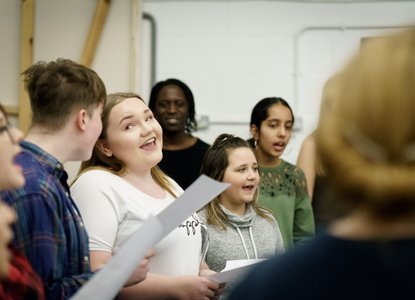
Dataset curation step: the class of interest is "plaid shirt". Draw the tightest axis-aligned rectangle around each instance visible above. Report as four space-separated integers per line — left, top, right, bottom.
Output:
0 141 94 300
0 247 45 300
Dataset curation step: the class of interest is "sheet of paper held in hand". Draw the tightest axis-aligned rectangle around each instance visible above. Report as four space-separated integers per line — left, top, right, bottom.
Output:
208 259 266 284
71 175 229 300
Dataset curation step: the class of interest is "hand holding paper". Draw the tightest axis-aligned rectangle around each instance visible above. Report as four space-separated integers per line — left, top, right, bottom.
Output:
208 259 266 284
71 175 229 300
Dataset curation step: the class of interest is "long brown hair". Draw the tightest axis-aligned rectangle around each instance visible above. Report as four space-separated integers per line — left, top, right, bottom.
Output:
75 92 176 197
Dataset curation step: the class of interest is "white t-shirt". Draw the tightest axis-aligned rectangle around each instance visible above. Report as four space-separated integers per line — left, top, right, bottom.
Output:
71 169 202 276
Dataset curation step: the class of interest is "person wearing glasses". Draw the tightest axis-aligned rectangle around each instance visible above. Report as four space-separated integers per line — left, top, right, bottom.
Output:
0 59 149 300
0 103 45 299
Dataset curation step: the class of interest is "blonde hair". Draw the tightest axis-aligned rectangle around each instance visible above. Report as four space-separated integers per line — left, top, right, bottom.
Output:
76 92 176 197
316 27 415 218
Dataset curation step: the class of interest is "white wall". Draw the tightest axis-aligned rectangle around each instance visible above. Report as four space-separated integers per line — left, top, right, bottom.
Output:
143 1 415 160
1 0 414 181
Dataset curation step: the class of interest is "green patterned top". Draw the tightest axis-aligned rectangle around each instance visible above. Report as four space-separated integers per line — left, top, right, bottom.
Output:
258 159 315 248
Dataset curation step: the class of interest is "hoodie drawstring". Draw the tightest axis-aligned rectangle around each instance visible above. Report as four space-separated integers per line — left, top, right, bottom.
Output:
249 227 258 259
236 227 258 259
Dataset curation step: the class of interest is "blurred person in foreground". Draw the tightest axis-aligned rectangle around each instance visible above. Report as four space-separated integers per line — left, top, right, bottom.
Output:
229 27 415 300
0 103 44 299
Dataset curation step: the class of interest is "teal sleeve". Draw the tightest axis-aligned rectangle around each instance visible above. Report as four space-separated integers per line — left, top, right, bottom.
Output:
293 170 315 246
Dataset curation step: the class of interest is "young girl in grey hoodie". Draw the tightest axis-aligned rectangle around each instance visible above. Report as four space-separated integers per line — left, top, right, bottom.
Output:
197 134 285 297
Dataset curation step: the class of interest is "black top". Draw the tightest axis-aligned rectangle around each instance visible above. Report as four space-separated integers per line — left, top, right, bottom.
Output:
229 232 415 300
312 175 346 232
158 138 210 189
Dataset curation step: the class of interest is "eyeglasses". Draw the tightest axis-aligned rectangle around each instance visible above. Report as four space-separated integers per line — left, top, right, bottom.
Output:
0 123 17 144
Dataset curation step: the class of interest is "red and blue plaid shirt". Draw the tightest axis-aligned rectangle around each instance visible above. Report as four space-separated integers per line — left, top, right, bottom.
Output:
0 141 94 300
0 246 45 300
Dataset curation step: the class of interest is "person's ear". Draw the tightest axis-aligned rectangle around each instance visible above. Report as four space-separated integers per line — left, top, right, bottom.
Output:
76 109 88 131
96 139 113 157
250 124 259 142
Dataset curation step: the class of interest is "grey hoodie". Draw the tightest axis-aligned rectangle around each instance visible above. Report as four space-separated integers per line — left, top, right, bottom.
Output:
198 204 284 273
